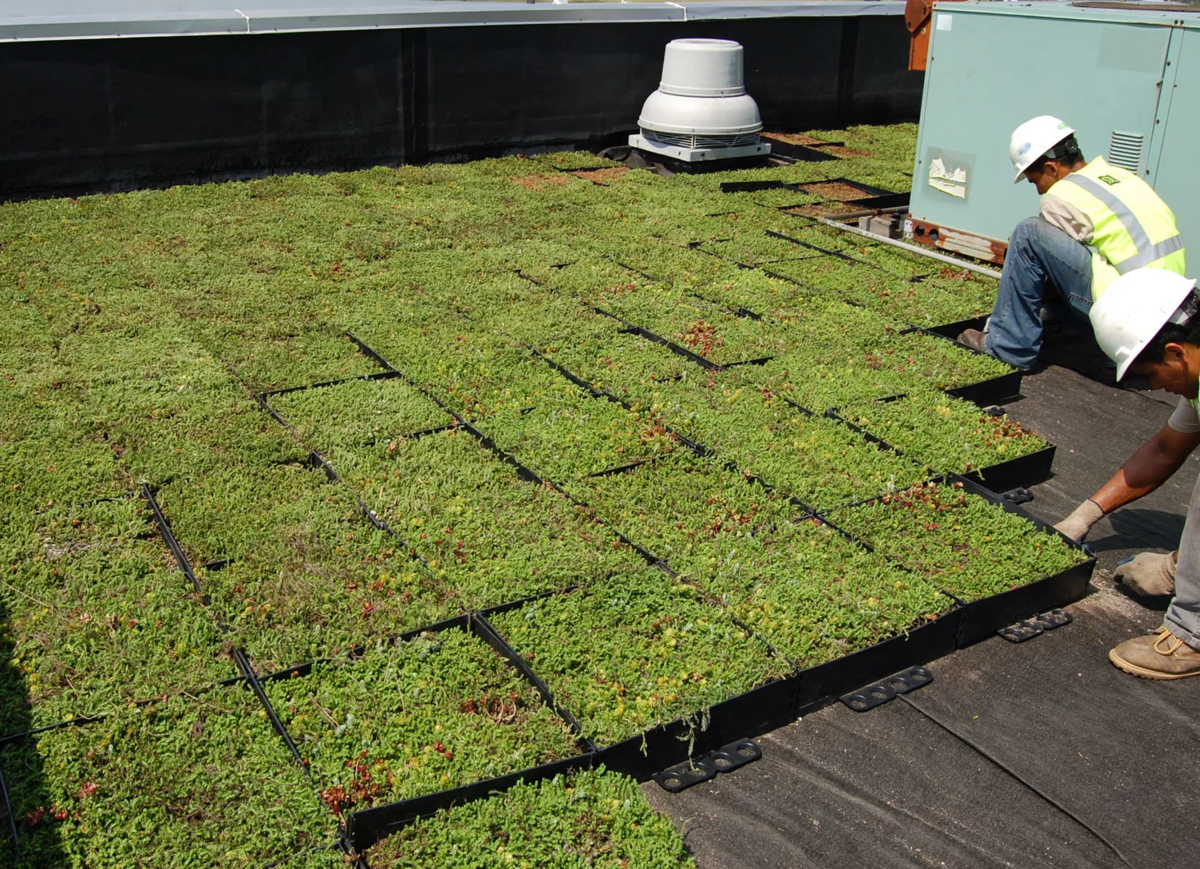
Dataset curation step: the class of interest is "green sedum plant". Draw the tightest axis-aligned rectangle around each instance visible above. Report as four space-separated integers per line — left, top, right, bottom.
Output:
633 373 929 510
488 572 790 744
195 495 460 674
1 498 232 736
832 481 1090 601
336 429 645 609
476 391 679 483
1 687 335 868
269 375 452 450
365 767 696 869
842 391 1050 478
0 119 1081 861
721 521 954 667
264 625 580 815
565 454 803 567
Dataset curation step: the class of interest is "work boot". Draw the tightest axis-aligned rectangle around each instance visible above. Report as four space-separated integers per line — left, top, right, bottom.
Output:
1109 627 1200 680
957 328 988 353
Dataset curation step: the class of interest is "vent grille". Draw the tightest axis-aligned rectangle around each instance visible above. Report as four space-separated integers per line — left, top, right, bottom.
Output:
640 127 761 149
1108 130 1144 173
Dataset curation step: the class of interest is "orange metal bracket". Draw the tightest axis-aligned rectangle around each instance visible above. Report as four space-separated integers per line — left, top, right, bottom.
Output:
906 0 966 71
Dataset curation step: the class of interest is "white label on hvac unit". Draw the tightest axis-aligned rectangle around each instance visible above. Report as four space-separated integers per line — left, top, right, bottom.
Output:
929 156 967 199
936 13 953 31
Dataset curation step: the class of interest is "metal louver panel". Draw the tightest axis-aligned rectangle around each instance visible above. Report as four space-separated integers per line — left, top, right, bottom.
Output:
1108 130 1144 174
640 128 762 149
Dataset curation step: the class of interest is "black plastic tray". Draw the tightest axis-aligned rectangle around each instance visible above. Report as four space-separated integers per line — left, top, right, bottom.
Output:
792 608 963 716
956 558 1093 649
765 228 862 264
945 370 1024 406
614 256 766 320
814 474 1094 648
609 322 723 372
255 614 471 685
263 614 593 855
475 590 802 784
472 615 595 747
797 177 897 200
258 369 401 400
901 320 1024 405
951 476 1096 647
960 445 1057 493
758 139 842 164
825 406 1057 494
597 674 802 780
346 752 595 855
919 315 986 342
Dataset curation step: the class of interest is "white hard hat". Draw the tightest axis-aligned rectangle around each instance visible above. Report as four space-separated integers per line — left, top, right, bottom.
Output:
1089 269 1198 380
1009 115 1076 183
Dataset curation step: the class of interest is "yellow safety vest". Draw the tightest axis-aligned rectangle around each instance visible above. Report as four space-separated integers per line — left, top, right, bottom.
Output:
1047 157 1186 299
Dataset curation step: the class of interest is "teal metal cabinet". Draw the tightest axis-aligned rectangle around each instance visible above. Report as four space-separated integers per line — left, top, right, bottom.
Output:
1148 25 1200 252
908 2 1199 264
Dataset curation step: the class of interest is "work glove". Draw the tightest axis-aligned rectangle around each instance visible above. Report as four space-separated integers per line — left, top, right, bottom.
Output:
1053 499 1104 542
1114 551 1178 597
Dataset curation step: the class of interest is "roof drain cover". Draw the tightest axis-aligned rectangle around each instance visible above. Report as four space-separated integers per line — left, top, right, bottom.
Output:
629 39 771 164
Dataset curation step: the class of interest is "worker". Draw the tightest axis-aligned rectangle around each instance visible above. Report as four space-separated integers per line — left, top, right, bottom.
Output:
958 115 1186 370
1055 269 1200 679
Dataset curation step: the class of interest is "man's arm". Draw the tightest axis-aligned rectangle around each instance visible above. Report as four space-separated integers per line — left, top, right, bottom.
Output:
1039 193 1094 244
1055 423 1200 540
1091 423 1200 512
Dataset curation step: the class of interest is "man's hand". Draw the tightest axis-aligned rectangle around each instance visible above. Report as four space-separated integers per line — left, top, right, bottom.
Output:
1114 552 1177 597
1053 499 1104 542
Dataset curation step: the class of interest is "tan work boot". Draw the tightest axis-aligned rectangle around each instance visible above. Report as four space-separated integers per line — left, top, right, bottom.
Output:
957 328 987 353
1109 627 1200 680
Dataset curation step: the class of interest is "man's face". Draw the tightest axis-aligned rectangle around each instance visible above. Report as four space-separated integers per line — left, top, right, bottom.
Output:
1130 344 1198 399
1024 160 1067 195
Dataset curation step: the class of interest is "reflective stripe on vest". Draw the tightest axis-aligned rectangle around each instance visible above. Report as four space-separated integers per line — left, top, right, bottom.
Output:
1061 174 1185 274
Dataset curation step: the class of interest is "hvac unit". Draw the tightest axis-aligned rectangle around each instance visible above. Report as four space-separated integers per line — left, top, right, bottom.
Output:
907 1 1200 264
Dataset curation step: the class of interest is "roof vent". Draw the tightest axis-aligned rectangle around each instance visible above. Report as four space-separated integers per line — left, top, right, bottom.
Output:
1108 130 1144 173
629 39 770 163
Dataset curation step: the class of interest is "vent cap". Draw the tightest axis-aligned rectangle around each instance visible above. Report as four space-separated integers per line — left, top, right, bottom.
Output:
659 38 746 97
630 39 769 162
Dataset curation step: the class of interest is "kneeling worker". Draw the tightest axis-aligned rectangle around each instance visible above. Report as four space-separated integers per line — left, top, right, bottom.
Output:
1055 269 1200 679
959 116 1186 370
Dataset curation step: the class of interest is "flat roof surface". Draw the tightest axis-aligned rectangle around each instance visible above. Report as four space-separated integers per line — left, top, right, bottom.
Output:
643 360 1200 867
0 0 904 41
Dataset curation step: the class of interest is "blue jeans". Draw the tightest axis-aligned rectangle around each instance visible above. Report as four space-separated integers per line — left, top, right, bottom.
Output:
984 217 1094 370
1166 469 1200 649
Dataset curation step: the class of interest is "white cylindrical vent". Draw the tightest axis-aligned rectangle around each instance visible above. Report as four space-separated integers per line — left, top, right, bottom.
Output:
659 38 745 97
638 90 763 139
631 38 769 162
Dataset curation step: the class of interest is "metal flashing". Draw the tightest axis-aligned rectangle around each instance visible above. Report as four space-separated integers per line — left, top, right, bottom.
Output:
0 1 908 42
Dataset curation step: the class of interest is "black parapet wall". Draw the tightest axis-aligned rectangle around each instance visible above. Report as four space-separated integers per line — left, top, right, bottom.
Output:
0 15 921 199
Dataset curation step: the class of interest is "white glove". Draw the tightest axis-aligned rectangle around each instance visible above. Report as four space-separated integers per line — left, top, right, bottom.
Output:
1053 499 1104 543
1114 551 1177 597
